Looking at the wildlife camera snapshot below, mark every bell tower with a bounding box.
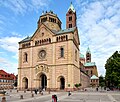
[37,10,62,31]
[86,47,91,62]
[66,2,76,29]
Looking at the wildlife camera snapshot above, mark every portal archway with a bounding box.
[22,77,28,89]
[57,76,65,90]
[40,74,47,90]
[60,77,65,89]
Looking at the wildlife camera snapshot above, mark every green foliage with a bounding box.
[105,51,120,88]
[74,83,82,88]
[68,84,70,87]
[99,75,105,87]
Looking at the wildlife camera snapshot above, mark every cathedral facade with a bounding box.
[18,3,81,91]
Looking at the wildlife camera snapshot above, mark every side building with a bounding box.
[84,47,99,86]
[79,53,90,88]
[0,70,16,90]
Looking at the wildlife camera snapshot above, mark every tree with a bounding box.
[99,75,105,88]
[74,83,82,89]
[105,51,120,88]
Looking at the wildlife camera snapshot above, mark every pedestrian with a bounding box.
[96,87,98,91]
[34,89,37,94]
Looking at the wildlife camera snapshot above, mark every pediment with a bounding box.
[31,23,55,41]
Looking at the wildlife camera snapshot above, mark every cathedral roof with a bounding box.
[90,75,99,80]
[80,53,85,59]
[19,36,31,43]
[54,27,76,34]
[68,2,76,13]
[19,27,76,43]
[86,47,91,54]
[84,62,96,67]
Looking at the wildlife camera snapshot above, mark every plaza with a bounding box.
[0,88,120,102]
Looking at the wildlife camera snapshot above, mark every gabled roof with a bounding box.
[90,75,99,80]
[84,62,96,67]
[68,2,76,13]
[19,25,76,44]
[54,27,76,35]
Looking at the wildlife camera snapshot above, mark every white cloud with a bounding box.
[0,36,23,53]
[0,0,51,15]
[75,0,120,76]
[0,35,23,75]
[0,57,18,75]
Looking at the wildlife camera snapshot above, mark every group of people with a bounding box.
[34,88,43,95]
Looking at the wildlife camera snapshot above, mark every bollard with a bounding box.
[20,95,23,99]
[48,88,50,94]
[17,90,18,93]
[31,93,34,97]
[1,97,6,102]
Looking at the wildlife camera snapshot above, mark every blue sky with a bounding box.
[0,0,120,76]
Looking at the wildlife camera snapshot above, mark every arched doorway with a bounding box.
[40,74,47,90]
[22,77,28,89]
[60,77,65,90]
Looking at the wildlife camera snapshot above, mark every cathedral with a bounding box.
[18,3,98,91]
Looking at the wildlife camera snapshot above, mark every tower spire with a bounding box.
[86,47,91,62]
[86,47,91,54]
[66,2,76,29]
[68,2,76,13]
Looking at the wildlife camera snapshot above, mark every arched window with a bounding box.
[24,53,28,62]
[66,35,68,40]
[60,47,64,57]
[56,37,58,42]
[49,38,51,43]
[69,24,72,28]
[75,50,77,61]
[91,70,93,75]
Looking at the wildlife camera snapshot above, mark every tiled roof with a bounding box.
[84,62,96,67]
[0,70,16,80]
[19,36,31,43]
[55,27,76,34]
[90,75,99,79]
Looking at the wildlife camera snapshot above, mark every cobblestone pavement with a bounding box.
[0,89,120,102]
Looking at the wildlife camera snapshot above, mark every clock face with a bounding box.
[39,50,46,59]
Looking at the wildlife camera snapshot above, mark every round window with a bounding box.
[39,50,46,59]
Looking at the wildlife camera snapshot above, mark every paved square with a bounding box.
[0,90,120,102]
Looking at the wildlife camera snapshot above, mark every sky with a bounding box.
[0,0,119,76]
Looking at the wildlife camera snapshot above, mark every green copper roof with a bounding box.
[19,27,76,43]
[68,2,76,13]
[80,53,85,58]
[90,75,99,80]
[19,36,31,43]
[84,62,96,67]
[86,47,91,54]
[55,27,76,34]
